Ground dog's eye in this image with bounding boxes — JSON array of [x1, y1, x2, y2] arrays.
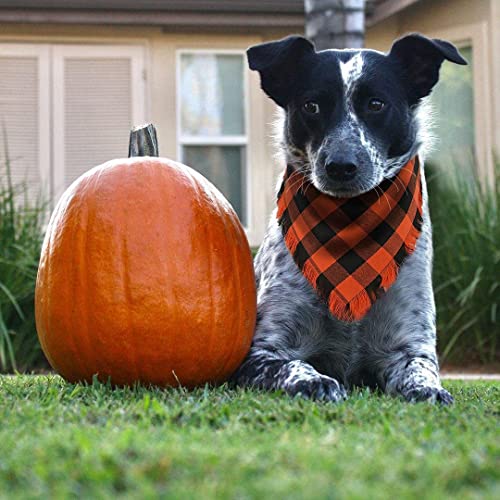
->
[[303, 101, 320, 115], [368, 98, 385, 112]]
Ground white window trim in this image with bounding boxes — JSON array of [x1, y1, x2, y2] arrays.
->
[[51, 44, 146, 199], [175, 48, 251, 230], [0, 43, 51, 195]]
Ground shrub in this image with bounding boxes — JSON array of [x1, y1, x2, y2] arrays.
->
[[428, 158, 499, 365], [0, 145, 48, 372]]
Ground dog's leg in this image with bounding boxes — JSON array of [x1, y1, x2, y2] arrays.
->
[[233, 355, 347, 402], [361, 311, 453, 404], [359, 217, 453, 404], [384, 355, 453, 404], [231, 221, 348, 402]]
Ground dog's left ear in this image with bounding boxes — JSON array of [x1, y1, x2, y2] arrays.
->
[[247, 35, 316, 107], [388, 33, 467, 103]]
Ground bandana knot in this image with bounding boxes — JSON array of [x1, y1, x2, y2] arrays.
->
[[276, 157, 423, 322]]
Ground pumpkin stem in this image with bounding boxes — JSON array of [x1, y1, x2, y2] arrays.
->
[[128, 123, 159, 157]]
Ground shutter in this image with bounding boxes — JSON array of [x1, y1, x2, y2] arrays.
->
[[63, 58, 131, 185], [52, 45, 145, 196], [0, 45, 50, 197]]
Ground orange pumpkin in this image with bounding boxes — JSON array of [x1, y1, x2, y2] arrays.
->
[[35, 149, 256, 387]]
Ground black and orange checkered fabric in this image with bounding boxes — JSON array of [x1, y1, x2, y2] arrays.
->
[[277, 157, 423, 322]]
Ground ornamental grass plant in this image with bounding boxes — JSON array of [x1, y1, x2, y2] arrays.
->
[[0, 136, 498, 371], [428, 157, 499, 365], [0, 141, 48, 372]]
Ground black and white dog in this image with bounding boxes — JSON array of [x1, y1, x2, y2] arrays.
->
[[232, 34, 467, 403]]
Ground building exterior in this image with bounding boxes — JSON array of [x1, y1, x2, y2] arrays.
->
[[0, 0, 498, 246]]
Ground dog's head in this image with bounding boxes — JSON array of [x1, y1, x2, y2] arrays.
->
[[248, 33, 467, 197]]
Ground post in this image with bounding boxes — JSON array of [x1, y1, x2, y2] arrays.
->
[[305, 0, 366, 50], [128, 123, 159, 157]]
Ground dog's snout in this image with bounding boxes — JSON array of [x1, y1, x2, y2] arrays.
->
[[325, 158, 358, 182]]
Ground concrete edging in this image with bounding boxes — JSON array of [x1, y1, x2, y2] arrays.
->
[[441, 374, 500, 380]]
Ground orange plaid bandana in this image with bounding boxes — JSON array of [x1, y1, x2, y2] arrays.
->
[[276, 157, 423, 322]]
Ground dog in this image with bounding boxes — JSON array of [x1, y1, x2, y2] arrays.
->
[[231, 33, 467, 404]]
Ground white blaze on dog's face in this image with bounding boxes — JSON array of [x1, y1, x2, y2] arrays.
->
[[336, 52, 385, 184], [247, 34, 467, 197]]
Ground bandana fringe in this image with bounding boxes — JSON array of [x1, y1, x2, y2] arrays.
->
[[365, 222, 421, 313], [379, 259, 399, 290], [283, 226, 300, 256], [379, 223, 422, 290], [328, 292, 352, 322], [403, 224, 422, 254], [276, 203, 285, 219], [285, 230, 321, 284], [331, 289, 373, 322], [302, 259, 320, 287]]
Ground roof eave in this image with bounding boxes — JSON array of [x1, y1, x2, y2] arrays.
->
[[0, 8, 304, 31]]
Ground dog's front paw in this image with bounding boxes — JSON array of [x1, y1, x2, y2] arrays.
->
[[286, 374, 347, 402], [279, 360, 347, 402], [403, 386, 454, 405]]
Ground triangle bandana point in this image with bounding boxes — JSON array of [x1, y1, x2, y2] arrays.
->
[[276, 157, 423, 322]]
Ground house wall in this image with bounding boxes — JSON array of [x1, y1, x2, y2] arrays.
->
[[1, 0, 497, 247], [0, 23, 291, 246], [366, 0, 498, 185]]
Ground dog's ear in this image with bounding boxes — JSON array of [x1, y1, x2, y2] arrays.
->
[[247, 35, 316, 107], [388, 33, 467, 103]]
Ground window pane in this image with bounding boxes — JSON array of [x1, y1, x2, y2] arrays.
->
[[180, 54, 244, 136], [429, 46, 474, 168], [183, 145, 246, 225]]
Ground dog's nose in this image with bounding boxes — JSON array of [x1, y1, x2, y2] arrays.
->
[[325, 161, 358, 181]]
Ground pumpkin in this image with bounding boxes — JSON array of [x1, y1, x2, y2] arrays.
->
[[35, 124, 256, 387]]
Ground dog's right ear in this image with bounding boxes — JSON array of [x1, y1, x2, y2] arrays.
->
[[388, 33, 467, 103], [247, 36, 315, 107]]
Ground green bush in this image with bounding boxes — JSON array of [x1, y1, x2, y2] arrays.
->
[[0, 148, 48, 372], [428, 158, 499, 365]]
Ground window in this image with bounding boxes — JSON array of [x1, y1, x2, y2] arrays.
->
[[178, 51, 248, 225], [428, 46, 474, 169], [0, 43, 145, 202]]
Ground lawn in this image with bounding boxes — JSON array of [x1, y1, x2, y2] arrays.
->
[[0, 376, 498, 499]]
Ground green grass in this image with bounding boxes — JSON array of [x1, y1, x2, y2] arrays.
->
[[0, 376, 498, 499]]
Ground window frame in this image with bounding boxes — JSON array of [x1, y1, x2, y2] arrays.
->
[[425, 23, 494, 186], [175, 48, 251, 228]]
